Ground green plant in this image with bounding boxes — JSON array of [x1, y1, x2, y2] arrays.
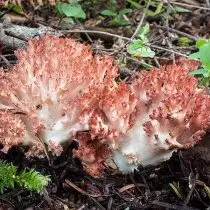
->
[[127, 0, 164, 16], [0, 160, 50, 193], [178, 36, 193, 47], [55, 0, 86, 23], [6, 3, 23, 14], [168, 6, 189, 13], [80, 0, 107, 17], [128, 0, 189, 16], [189, 39, 210, 86], [0, 2, 23, 16], [127, 23, 155, 58], [100, 0, 132, 26]]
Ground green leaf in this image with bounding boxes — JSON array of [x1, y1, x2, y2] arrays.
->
[[199, 42, 210, 69], [119, 19, 129, 25], [200, 77, 210, 86], [146, 3, 164, 16], [178, 36, 193, 47], [61, 3, 86, 19], [71, 0, 81, 3], [136, 46, 155, 58], [188, 51, 200, 60], [63, 17, 74, 23], [189, 68, 209, 76], [119, 8, 132, 16], [101, 9, 117, 17], [173, 6, 189, 13], [138, 23, 150, 40], [128, 39, 144, 51], [139, 60, 153, 69], [196, 39, 208, 48], [128, 40, 155, 58], [7, 3, 23, 14], [55, 2, 65, 15], [127, 0, 141, 8], [110, 17, 129, 26]]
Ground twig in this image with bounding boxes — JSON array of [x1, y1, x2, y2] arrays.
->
[[169, 1, 210, 10], [77, 204, 87, 210], [1, 24, 189, 58], [206, 0, 210, 8], [65, 180, 101, 198], [165, 1, 175, 64], [151, 44, 187, 57], [119, 183, 146, 193], [65, 179, 106, 210], [151, 24, 197, 41], [0, 55, 12, 68], [43, 188, 53, 207], [154, 57, 161, 68], [107, 197, 113, 210], [194, 188, 209, 208], [129, 174, 145, 197], [184, 173, 199, 206], [165, 2, 175, 63], [4, 31, 28, 42], [0, 199, 15, 209], [62, 29, 188, 57], [120, 0, 151, 54], [126, 56, 153, 68], [76, 20, 93, 43], [62, 29, 131, 41], [151, 200, 199, 210], [130, 0, 151, 40], [140, 174, 151, 194]]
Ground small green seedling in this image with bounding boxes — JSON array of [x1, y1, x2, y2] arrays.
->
[[7, 3, 23, 14], [0, 160, 50, 194], [127, 23, 155, 58], [178, 36, 193, 47], [100, 8, 132, 26], [189, 39, 210, 86], [55, 0, 86, 23]]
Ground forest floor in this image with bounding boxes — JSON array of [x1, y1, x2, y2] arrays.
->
[[0, 0, 210, 209]]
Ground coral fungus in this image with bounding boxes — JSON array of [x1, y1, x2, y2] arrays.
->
[[0, 110, 25, 153], [111, 58, 210, 173], [74, 58, 210, 175], [0, 36, 209, 177], [0, 36, 118, 155]]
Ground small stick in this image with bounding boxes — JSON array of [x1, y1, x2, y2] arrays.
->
[[65, 179, 106, 210], [169, 1, 210, 10], [130, 0, 151, 40]]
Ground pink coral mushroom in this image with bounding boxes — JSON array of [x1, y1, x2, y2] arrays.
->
[[0, 36, 118, 155], [0, 36, 209, 177], [74, 58, 210, 176]]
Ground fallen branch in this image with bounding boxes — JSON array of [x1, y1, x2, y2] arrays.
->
[[0, 22, 62, 49]]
